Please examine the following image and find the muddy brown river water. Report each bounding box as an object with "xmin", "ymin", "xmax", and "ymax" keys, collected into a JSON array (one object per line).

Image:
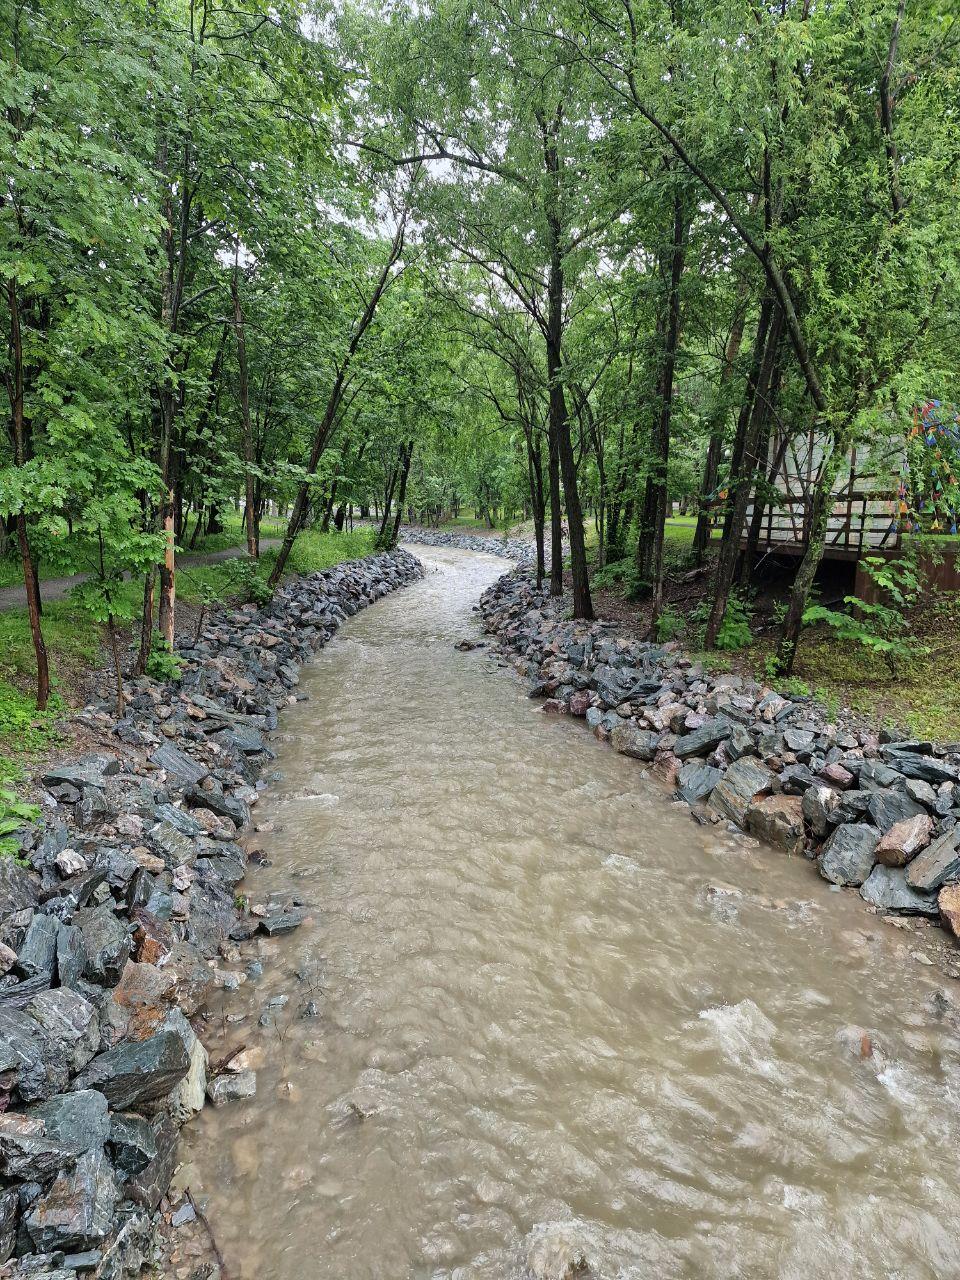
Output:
[{"xmin": 177, "ymin": 546, "xmax": 960, "ymax": 1280}]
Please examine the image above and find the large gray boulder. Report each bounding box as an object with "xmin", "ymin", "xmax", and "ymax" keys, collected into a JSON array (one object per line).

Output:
[
  {"xmin": 674, "ymin": 717, "xmax": 733, "ymax": 759},
  {"xmin": 867, "ymin": 789, "xmax": 926, "ymax": 833},
  {"xmin": 71, "ymin": 1028, "xmax": 190, "ymax": 1110},
  {"xmin": 75, "ymin": 904, "xmax": 131, "ymax": 987},
  {"xmin": 676, "ymin": 762, "xmax": 723, "ymax": 805},
  {"xmin": 28, "ymin": 1089, "xmax": 110, "ymax": 1154},
  {"xmin": 0, "ymin": 1007, "xmax": 69, "ymax": 1102},
  {"xmin": 860, "ymin": 865, "xmax": 939, "ymax": 916},
  {"xmin": 25, "ymin": 1148, "xmax": 118, "ymax": 1252},
  {"xmin": 819, "ymin": 823, "xmax": 879, "ymax": 886}
]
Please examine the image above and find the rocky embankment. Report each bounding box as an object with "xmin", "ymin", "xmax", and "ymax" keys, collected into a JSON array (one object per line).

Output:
[
  {"xmin": 0, "ymin": 549, "xmax": 423, "ymax": 1279},
  {"xmin": 479, "ymin": 569, "xmax": 960, "ymax": 959},
  {"xmin": 401, "ymin": 526, "xmax": 534, "ymax": 562}
]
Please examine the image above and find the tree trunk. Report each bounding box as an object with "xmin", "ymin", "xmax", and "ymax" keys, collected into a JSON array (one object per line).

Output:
[
  {"xmin": 639, "ymin": 189, "xmax": 687, "ymax": 628},
  {"xmin": 694, "ymin": 300, "xmax": 749, "ymax": 563},
  {"xmin": 269, "ymin": 219, "xmax": 405, "ymax": 589},
  {"xmin": 705, "ymin": 302, "xmax": 784, "ymax": 647},
  {"xmin": 5, "ymin": 280, "xmax": 50, "ymax": 707},
  {"xmin": 544, "ymin": 129, "xmax": 592, "ymax": 620},
  {"xmin": 775, "ymin": 432, "xmax": 847, "ymax": 673},
  {"xmin": 389, "ymin": 442, "xmax": 414, "ymax": 547},
  {"xmin": 231, "ymin": 266, "xmax": 258, "ymax": 558}
]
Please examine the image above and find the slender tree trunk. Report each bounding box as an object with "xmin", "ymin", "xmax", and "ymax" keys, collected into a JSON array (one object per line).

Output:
[
  {"xmin": 705, "ymin": 303, "xmax": 784, "ymax": 647},
  {"xmin": 231, "ymin": 266, "xmax": 258, "ymax": 558},
  {"xmin": 640, "ymin": 189, "xmax": 687, "ymax": 628},
  {"xmin": 269, "ymin": 219, "xmax": 405, "ymax": 589},
  {"xmin": 525, "ymin": 428, "xmax": 546, "ymax": 588},
  {"xmin": 694, "ymin": 300, "xmax": 749, "ymax": 563},
  {"xmin": 543, "ymin": 130, "xmax": 592, "ymax": 619},
  {"xmin": 5, "ymin": 280, "xmax": 50, "ymax": 707},
  {"xmin": 136, "ymin": 571, "xmax": 155, "ymax": 676},
  {"xmin": 775, "ymin": 430, "xmax": 848, "ymax": 673},
  {"xmin": 741, "ymin": 332, "xmax": 786, "ymax": 581},
  {"xmin": 389, "ymin": 442, "xmax": 413, "ymax": 547}
]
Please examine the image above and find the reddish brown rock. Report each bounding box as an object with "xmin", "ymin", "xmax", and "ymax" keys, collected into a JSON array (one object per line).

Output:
[
  {"xmin": 819, "ymin": 762, "xmax": 855, "ymax": 790},
  {"xmin": 875, "ymin": 814, "xmax": 934, "ymax": 867},
  {"xmin": 568, "ymin": 691, "xmax": 591, "ymax": 717}
]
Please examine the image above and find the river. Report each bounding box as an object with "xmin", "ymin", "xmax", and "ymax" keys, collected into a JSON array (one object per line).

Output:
[{"xmin": 175, "ymin": 545, "xmax": 960, "ymax": 1280}]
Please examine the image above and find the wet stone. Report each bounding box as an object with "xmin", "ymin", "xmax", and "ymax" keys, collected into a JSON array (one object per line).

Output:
[
  {"xmin": 74, "ymin": 905, "xmax": 131, "ymax": 988},
  {"xmin": 108, "ymin": 1114, "xmax": 157, "ymax": 1181},
  {"xmin": 25, "ymin": 989, "xmax": 99, "ymax": 1074},
  {"xmin": 0, "ymin": 1008, "xmax": 68, "ymax": 1102},
  {"xmin": 819, "ymin": 823, "xmax": 879, "ymax": 887},
  {"xmin": 676, "ymin": 763, "xmax": 722, "ymax": 806},
  {"xmin": 875, "ymin": 814, "xmax": 934, "ymax": 867},
  {"xmin": 860, "ymin": 865, "xmax": 939, "ymax": 917},
  {"xmin": 25, "ymin": 1149, "xmax": 117, "ymax": 1253},
  {"xmin": 0, "ymin": 1113, "xmax": 81, "ymax": 1181},
  {"xmin": 71, "ymin": 1028, "xmax": 190, "ymax": 1111},
  {"xmin": 149, "ymin": 742, "xmax": 208, "ymax": 789},
  {"xmin": 0, "ymin": 1186, "xmax": 16, "ymax": 1263},
  {"xmin": 674, "ymin": 717, "xmax": 733, "ymax": 760},
  {"xmin": 27, "ymin": 1090, "xmax": 109, "ymax": 1155},
  {"xmin": 206, "ymin": 1069, "xmax": 256, "ymax": 1106},
  {"xmin": 802, "ymin": 784, "xmax": 840, "ymax": 839},
  {"xmin": 905, "ymin": 829, "xmax": 960, "ymax": 892},
  {"xmin": 709, "ymin": 758, "xmax": 774, "ymax": 827},
  {"xmin": 867, "ymin": 789, "xmax": 927, "ymax": 834},
  {"xmin": 746, "ymin": 794, "xmax": 805, "ymax": 856},
  {"xmin": 609, "ymin": 725, "xmax": 660, "ymax": 761},
  {"xmin": 16, "ymin": 914, "xmax": 59, "ymax": 982},
  {"xmin": 259, "ymin": 908, "xmax": 305, "ymax": 937}
]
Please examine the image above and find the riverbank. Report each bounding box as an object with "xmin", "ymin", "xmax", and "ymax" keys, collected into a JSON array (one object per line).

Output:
[
  {"xmin": 0, "ymin": 548, "xmax": 423, "ymax": 1276},
  {"xmin": 477, "ymin": 564, "xmax": 960, "ymax": 974}
]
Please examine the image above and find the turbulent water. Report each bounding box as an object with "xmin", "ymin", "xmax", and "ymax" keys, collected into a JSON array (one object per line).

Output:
[{"xmin": 177, "ymin": 546, "xmax": 960, "ymax": 1280}]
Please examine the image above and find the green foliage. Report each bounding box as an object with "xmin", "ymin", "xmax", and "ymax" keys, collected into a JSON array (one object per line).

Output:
[
  {"xmin": 145, "ymin": 636, "xmax": 183, "ymax": 682},
  {"xmin": 715, "ymin": 593, "xmax": 754, "ymax": 651},
  {"xmin": 654, "ymin": 606, "xmax": 684, "ymax": 643},
  {"xmin": 802, "ymin": 554, "xmax": 927, "ymax": 672},
  {"xmin": 279, "ymin": 529, "xmax": 377, "ymax": 576},
  {"xmin": 220, "ymin": 557, "xmax": 274, "ymax": 607},
  {"xmin": 592, "ymin": 557, "xmax": 646, "ymax": 599},
  {"xmin": 0, "ymin": 788, "xmax": 39, "ymax": 862}
]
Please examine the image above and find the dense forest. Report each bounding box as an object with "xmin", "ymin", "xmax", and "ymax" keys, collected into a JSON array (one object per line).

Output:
[{"xmin": 3, "ymin": 0, "xmax": 959, "ymax": 717}]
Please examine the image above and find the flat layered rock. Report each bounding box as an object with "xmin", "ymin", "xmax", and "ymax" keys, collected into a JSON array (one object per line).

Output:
[
  {"xmin": 819, "ymin": 823, "xmax": 879, "ymax": 887},
  {"xmin": 905, "ymin": 829, "xmax": 960, "ymax": 892}
]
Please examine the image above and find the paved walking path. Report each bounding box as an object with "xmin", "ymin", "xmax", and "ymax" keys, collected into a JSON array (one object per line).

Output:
[{"xmin": 0, "ymin": 540, "xmax": 280, "ymax": 611}]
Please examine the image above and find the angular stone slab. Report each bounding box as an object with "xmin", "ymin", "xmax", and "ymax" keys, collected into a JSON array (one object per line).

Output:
[
  {"xmin": 875, "ymin": 814, "xmax": 934, "ymax": 867},
  {"xmin": 905, "ymin": 829, "xmax": 960, "ymax": 892},
  {"xmin": 674, "ymin": 717, "xmax": 733, "ymax": 759},
  {"xmin": 71, "ymin": 1029, "xmax": 190, "ymax": 1110},
  {"xmin": 746, "ymin": 794, "xmax": 805, "ymax": 855},
  {"xmin": 819, "ymin": 823, "xmax": 879, "ymax": 887},
  {"xmin": 676, "ymin": 762, "xmax": 723, "ymax": 805},
  {"xmin": 860, "ymin": 865, "xmax": 938, "ymax": 916},
  {"xmin": 26, "ymin": 988, "xmax": 100, "ymax": 1075},
  {"xmin": 25, "ymin": 1148, "xmax": 117, "ymax": 1252},
  {"xmin": 709, "ymin": 758, "xmax": 774, "ymax": 826}
]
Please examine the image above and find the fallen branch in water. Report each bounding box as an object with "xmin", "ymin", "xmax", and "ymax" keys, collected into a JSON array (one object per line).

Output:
[{"xmin": 185, "ymin": 1186, "xmax": 232, "ymax": 1280}]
